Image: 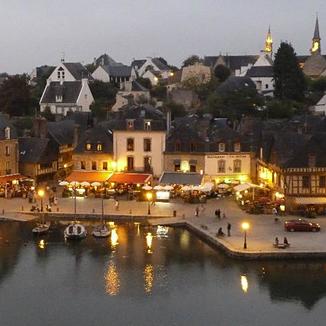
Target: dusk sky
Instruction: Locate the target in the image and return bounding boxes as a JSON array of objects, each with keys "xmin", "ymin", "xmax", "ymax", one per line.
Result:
[{"xmin": 0, "ymin": 0, "xmax": 325, "ymax": 73}]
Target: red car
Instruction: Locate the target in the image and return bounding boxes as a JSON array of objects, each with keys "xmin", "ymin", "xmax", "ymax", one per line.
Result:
[{"xmin": 284, "ymin": 219, "xmax": 321, "ymax": 232}]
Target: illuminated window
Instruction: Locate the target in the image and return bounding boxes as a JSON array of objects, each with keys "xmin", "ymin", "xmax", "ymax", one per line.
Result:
[
  {"xmin": 219, "ymin": 143, "xmax": 225, "ymax": 152},
  {"xmin": 127, "ymin": 138, "xmax": 134, "ymax": 151},
  {"xmin": 97, "ymin": 144, "xmax": 103, "ymax": 151},
  {"xmin": 233, "ymin": 160, "xmax": 241, "ymax": 173},
  {"xmin": 218, "ymin": 160, "xmax": 226, "ymax": 173},
  {"xmin": 86, "ymin": 143, "xmax": 91, "ymax": 151},
  {"xmin": 92, "ymin": 161, "xmax": 97, "ymax": 170},
  {"xmin": 234, "ymin": 143, "xmax": 241, "ymax": 152},
  {"xmin": 144, "ymin": 120, "xmax": 151, "ymax": 131}
]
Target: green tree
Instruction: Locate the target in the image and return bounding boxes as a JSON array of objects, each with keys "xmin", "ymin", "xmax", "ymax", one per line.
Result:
[
  {"xmin": 0, "ymin": 74, "xmax": 33, "ymax": 116},
  {"xmin": 273, "ymin": 42, "xmax": 306, "ymax": 101},
  {"xmin": 164, "ymin": 101, "xmax": 187, "ymax": 119},
  {"xmin": 150, "ymin": 84, "xmax": 167, "ymax": 100},
  {"xmin": 182, "ymin": 55, "xmax": 202, "ymax": 68},
  {"xmin": 214, "ymin": 65, "xmax": 231, "ymax": 82}
]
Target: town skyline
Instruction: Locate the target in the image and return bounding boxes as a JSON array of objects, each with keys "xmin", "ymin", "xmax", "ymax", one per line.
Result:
[{"xmin": 0, "ymin": 0, "xmax": 325, "ymax": 74}]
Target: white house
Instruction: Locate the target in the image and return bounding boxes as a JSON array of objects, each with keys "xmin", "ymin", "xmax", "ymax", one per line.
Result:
[
  {"xmin": 314, "ymin": 93, "xmax": 326, "ymax": 115},
  {"xmin": 47, "ymin": 62, "xmax": 93, "ymax": 82},
  {"xmin": 142, "ymin": 69, "xmax": 161, "ymax": 86},
  {"xmin": 92, "ymin": 65, "xmax": 134, "ymax": 84},
  {"xmin": 39, "ymin": 79, "xmax": 94, "ymax": 115}
]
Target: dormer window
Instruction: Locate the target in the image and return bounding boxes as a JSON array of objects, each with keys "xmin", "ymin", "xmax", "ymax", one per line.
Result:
[
  {"xmin": 57, "ymin": 67, "xmax": 65, "ymax": 80},
  {"xmin": 4, "ymin": 127, "xmax": 10, "ymax": 140},
  {"xmin": 234, "ymin": 143, "xmax": 241, "ymax": 152},
  {"xmin": 219, "ymin": 143, "xmax": 225, "ymax": 152},
  {"xmin": 56, "ymin": 95, "xmax": 63, "ymax": 102},
  {"xmin": 127, "ymin": 120, "xmax": 134, "ymax": 130},
  {"xmin": 96, "ymin": 144, "xmax": 103, "ymax": 151},
  {"xmin": 86, "ymin": 143, "xmax": 92, "ymax": 151},
  {"xmin": 144, "ymin": 120, "xmax": 151, "ymax": 131}
]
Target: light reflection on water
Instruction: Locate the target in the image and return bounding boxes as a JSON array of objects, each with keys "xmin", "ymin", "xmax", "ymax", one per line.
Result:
[
  {"xmin": 144, "ymin": 264, "xmax": 154, "ymax": 294},
  {"xmin": 105, "ymin": 260, "xmax": 120, "ymax": 296}
]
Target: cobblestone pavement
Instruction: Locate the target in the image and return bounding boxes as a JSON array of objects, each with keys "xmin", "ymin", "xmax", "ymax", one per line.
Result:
[{"xmin": 1, "ymin": 196, "xmax": 326, "ymax": 253}]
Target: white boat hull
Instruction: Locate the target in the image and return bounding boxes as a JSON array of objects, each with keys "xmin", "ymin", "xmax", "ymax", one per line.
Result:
[
  {"xmin": 64, "ymin": 223, "xmax": 87, "ymax": 240},
  {"xmin": 32, "ymin": 224, "xmax": 50, "ymax": 235}
]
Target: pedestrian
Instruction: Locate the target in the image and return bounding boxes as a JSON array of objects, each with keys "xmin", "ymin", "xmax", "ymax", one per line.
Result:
[
  {"xmin": 222, "ymin": 212, "xmax": 226, "ymax": 219},
  {"xmin": 115, "ymin": 199, "xmax": 119, "ymax": 211},
  {"xmin": 284, "ymin": 237, "xmax": 289, "ymax": 246},
  {"xmin": 53, "ymin": 196, "xmax": 58, "ymax": 206},
  {"xmin": 217, "ymin": 227, "xmax": 225, "ymax": 236},
  {"xmin": 215, "ymin": 209, "xmax": 219, "ymax": 219},
  {"xmin": 272, "ymin": 207, "xmax": 278, "ymax": 216},
  {"xmin": 274, "ymin": 237, "xmax": 279, "ymax": 246},
  {"xmin": 227, "ymin": 223, "xmax": 231, "ymax": 236},
  {"xmin": 217, "ymin": 209, "xmax": 221, "ymax": 220},
  {"xmin": 195, "ymin": 206, "xmax": 199, "ymax": 217}
]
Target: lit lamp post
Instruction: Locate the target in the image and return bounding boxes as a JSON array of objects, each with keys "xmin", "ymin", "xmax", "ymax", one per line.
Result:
[
  {"xmin": 38, "ymin": 189, "xmax": 45, "ymax": 212},
  {"xmin": 146, "ymin": 192, "xmax": 153, "ymax": 215},
  {"xmin": 241, "ymin": 222, "xmax": 250, "ymax": 249}
]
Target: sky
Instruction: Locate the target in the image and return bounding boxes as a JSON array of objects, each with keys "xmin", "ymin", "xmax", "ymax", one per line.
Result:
[{"xmin": 0, "ymin": 0, "xmax": 325, "ymax": 74}]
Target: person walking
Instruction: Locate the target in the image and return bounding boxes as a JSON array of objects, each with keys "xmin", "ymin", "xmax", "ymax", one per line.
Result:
[
  {"xmin": 115, "ymin": 199, "xmax": 119, "ymax": 211},
  {"xmin": 222, "ymin": 212, "xmax": 226, "ymax": 219},
  {"xmin": 227, "ymin": 223, "xmax": 231, "ymax": 236},
  {"xmin": 217, "ymin": 209, "xmax": 221, "ymax": 220},
  {"xmin": 195, "ymin": 206, "xmax": 199, "ymax": 217}
]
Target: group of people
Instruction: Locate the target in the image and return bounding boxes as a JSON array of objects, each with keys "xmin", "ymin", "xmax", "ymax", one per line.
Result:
[
  {"xmin": 217, "ymin": 223, "xmax": 232, "ymax": 237},
  {"xmin": 274, "ymin": 237, "xmax": 289, "ymax": 247}
]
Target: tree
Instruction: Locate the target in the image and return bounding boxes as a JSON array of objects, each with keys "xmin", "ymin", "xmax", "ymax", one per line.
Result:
[
  {"xmin": 214, "ymin": 65, "xmax": 231, "ymax": 82},
  {"xmin": 182, "ymin": 55, "xmax": 202, "ymax": 68},
  {"xmin": 164, "ymin": 101, "xmax": 187, "ymax": 119},
  {"xmin": 0, "ymin": 74, "xmax": 33, "ymax": 116},
  {"xmin": 41, "ymin": 106, "xmax": 55, "ymax": 121},
  {"xmin": 136, "ymin": 77, "xmax": 152, "ymax": 90},
  {"xmin": 150, "ymin": 84, "xmax": 167, "ymax": 100},
  {"xmin": 273, "ymin": 42, "xmax": 306, "ymax": 101}
]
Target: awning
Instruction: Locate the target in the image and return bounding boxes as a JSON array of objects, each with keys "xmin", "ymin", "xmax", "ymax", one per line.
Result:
[
  {"xmin": 66, "ymin": 171, "xmax": 112, "ymax": 183},
  {"xmin": 159, "ymin": 172, "xmax": 203, "ymax": 186},
  {"xmin": 294, "ymin": 197, "xmax": 326, "ymax": 205},
  {"xmin": 0, "ymin": 174, "xmax": 27, "ymax": 184},
  {"xmin": 107, "ymin": 173, "xmax": 152, "ymax": 185},
  {"xmin": 234, "ymin": 182, "xmax": 260, "ymax": 192}
]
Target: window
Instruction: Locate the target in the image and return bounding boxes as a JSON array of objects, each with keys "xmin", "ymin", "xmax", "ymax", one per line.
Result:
[
  {"xmin": 219, "ymin": 143, "xmax": 225, "ymax": 152},
  {"xmin": 175, "ymin": 141, "xmax": 181, "ymax": 151},
  {"xmin": 92, "ymin": 161, "xmax": 97, "ymax": 170},
  {"xmin": 144, "ymin": 138, "xmax": 151, "ymax": 152},
  {"xmin": 4, "ymin": 127, "xmax": 10, "ymax": 140},
  {"xmin": 302, "ymin": 176, "xmax": 310, "ymax": 189},
  {"xmin": 144, "ymin": 156, "xmax": 152, "ymax": 171},
  {"xmin": 144, "ymin": 120, "xmax": 151, "ymax": 131},
  {"xmin": 174, "ymin": 163, "xmax": 180, "ymax": 171},
  {"xmin": 57, "ymin": 67, "xmax": 65, "ymax": 79},
  {"xmin": 5, "ymin": 146, "xmax": 10, "ymax": 156},
  {"xmin": 55, "ymin": 95, "xmax": 62, "ymax": 102},
  {"xmin": 265, "ymin": 84, "xmax": 269, "ymax": 89},
  {"xmin": 86, "ymin": 143, "xmax": 91, "ymax": 151},
  {"xmin": 190, "ymin": 143, "xmax": 196, "ymax": 152},
  {"xmin": 127, "ymin": 156, "xmax": 134, "ymax": 171},
  {"xmin": 127, "ymin": 120, "xmax": 134, "ymax": 130},
  {"xmin": 319, "ymin": 176, "xmax": 326, "ymax": 188},
  {"xmin": 234, "ymin": 143, "xmax": 241, "ymax": 152},
  {"xmin": 81, "ymin": 161, "xmax": 86, "ymax": 170},
  {"xmin": 190, "ymin": 164, "xmax": 196, "ymax": 172},
  {"xmin": 127, "ymin": 138, "xmax": 134, "ymax": 151},
  {"xmin": 96, "ymin": 144, "xmax": 103, "ymax": 151},
  {"xmin": 103, "ymin": 162, "xmax": 108, "ymax": 171},
  {"xmin": 218, "ymin": 160, "xmax": 226, "ymax": 173},
  {"xmin": 233, "ymin": 159, "xmax": 241, "ymax": 173}
]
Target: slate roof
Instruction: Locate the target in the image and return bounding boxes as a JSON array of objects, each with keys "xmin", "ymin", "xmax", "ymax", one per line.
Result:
[
  {"xmin": 102, "ymin": 65, "xmax": 132, "ymax": 77},
  {"xmin": 159, "ymin": 172, "xmax": 203, "ymax": 185},
  {"xmin": 34, "ymin": 65, "xmax": 55, "ymax": 80},
  {"xmin": 0, "ymin": 114, "xmax": 17, "ymax": 140},
  {"xmin": 63, "ymin": 62, "xmax": 93, "ymax": 80},
  {"xmin": 64, "ymin": 112, "xmax": 94, "ymax": 132},
  {"xmin": 94, "ymin": 54, "xmax": 120, "ymax": 67},
  {"xmin": 40, "ymin": 81, "xmax": 82, "ymax": 104},
  {"xmin": 246, "ymin": 66, "xmax": 274, "ymax": 78},
  {"xmin": 216, "ymin": 76, "xmax": 256, "ymax": 94},
  {"xmin": 74, "ymin": 126, "xmax": 113, "ymax": 154},
  {"xmin": 152, "ymin": 58, "xmax": 170, "ymax": 71},
  {"xmin": 47, "ymin": 120, "xmax": 76, "ymax": 146},
  {"xmin": 303, "ymin": 54, "xmax": 326, "ymax": 77},
  {"xmin": 103, "ymin": 105, "xmax": 166, "ymax": 131},
  {"xmin": 131, "ymin": 81, "xmax": 148, "ymax": 92},
  {"xmin": 204, "ymin": 55, "xmax": 258, "ymax": 72},
  {"xmin": 18, "ymin": 137, "xmax": 57, "ymax": 164},
  {"xmin": 131, "ymin": 59, "xmax": 146, "ymax": 69}
]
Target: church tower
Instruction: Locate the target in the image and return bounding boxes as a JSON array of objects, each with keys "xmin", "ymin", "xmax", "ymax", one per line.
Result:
[
  {"xmin": 264, "ymin": 26, "xmax": 273, "ymax": 55},
  {"xmin": 311, "ymin": 16, "xmax": 321, "ymax": 54}
]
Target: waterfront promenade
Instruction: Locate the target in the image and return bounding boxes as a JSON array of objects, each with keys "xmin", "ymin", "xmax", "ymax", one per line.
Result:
[{"xmin": 1, "ymin": 196, "xmax": 326, "ymax": 259}]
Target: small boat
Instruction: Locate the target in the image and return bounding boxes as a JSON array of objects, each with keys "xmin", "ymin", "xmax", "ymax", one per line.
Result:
[
  {"xmin": 92, "ymin": 224, "xmax": 110, "ymax": 238},
  {"xmin": 156, "ymin": 225, "xmax": 169, "ymax": 236},
  {"xmin": 64, "ymin": 223, "xmax": 87, "ymax": 240},
  {"xmin": 32, "ymin": 223, "xmax": 50, "ymax": 235}
]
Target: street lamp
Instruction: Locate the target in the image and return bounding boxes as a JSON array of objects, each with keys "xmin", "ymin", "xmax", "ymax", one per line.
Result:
[
  {"xmin": 38, "ymin": 189, "xmax": 45, "ymax": 212},
  {"xmin": 146, "ymin": 192, "xmax": 153, "ymax": 215},
  {"xmin": 241, "ymin": 222, "xmax": 250, "ymax": 249}
]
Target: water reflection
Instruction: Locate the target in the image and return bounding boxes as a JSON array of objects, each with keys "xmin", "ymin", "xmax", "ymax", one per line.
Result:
[
  {"xmin": 146, "ymin": 232, "xmax": 153, "ymax": 254},
  {"xmin": 38, "ymin": 239, "xmax": 46, "ymax": 250},
  {"xmin": 241, "ymin": 275, "xmax": 249, "ymax": 293},
  {"xmin": 105, "ymin": 261, "xmax": 120, "ymax": 296},
  {"xmin": 110, "ymin": 228, "xmax": 119, "ymax": 249},
  {"xmin": 144, "ymin": 264, "xmax": 154, "ymax": 294}
]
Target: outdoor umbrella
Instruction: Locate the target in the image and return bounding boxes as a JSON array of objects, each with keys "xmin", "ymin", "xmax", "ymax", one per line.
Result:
[
  {"xmin": 81, "ymin": 181, "xmax": 90, "ymax": 187},
  {"xmin": 142, "ymin": 185, "xmax": 152, "ymax": 191},
  {"xmin": 153, "ymin": 185, "xmax": 163, "ymax": 190},
  {"xmin": 163, "ymin": 185, "xmax": 174, "ymax": 191},
  {"xmin": 218, "ymin": 183, "xmax": 229, "ymax": 189},
  {"xmin": 59, "ymin": 181, "xmax": 69, "ymax": 186},
  {"xmin": 70, "ymin": 181, "xmax": 79, "ymax": 187},
  {"xmin": 91, "ymin": 182, "xmax": 101, "ymax": 187},
  {"xmin": 181, "ymin": 186, "xmax": 192, "ymax": 191}
]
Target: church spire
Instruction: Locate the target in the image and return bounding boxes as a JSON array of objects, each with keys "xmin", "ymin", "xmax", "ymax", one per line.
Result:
[
  {"xmin": 264, "ymin": 26, "xmax": 273, "ymax": 55},
  {"xmin": 311, "ymin": 15, "xmax": 321, "ymax": 54}
]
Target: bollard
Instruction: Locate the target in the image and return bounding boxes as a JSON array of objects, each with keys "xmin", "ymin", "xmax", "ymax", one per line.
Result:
[{"xmin": 173, "ymin": 210, "xmax": 177, "ymax": 217}]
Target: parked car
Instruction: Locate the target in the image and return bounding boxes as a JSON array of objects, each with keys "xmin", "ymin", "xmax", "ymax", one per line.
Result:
[{"xmin": 284, "ymin": 219, "xmax": 321, "ymax": 232}]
